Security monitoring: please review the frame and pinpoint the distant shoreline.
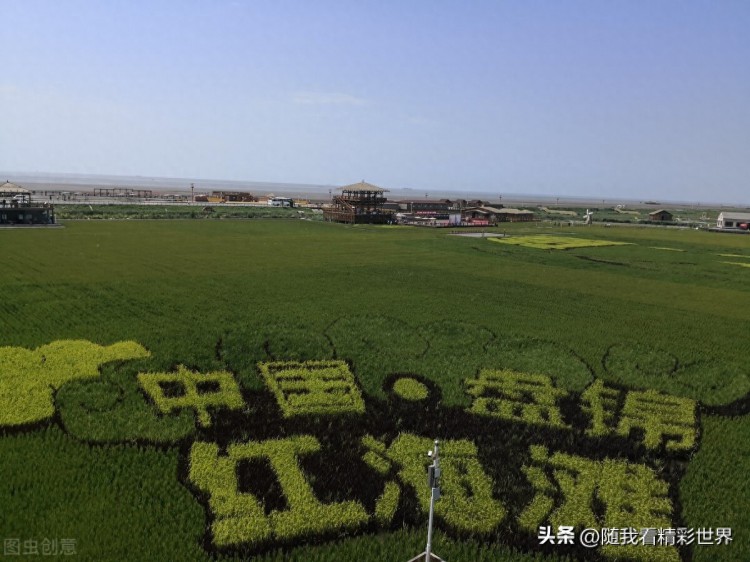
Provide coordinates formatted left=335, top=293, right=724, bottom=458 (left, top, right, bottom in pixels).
left=2, top=171, right=747, bottom=209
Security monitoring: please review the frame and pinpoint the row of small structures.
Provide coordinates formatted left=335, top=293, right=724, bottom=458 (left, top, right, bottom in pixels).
left=4, top=179, right=750, bottom=231
left=318, top=183, right=729, bottom=227
left=320, top=183, right=750, bottom=230
left=322, top=181, right=534, bottom=226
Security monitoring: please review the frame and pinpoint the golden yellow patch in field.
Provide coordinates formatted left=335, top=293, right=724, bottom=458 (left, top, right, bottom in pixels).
left=650, top=247, right=685, bottom=252
left=490, top=235, right=632, bottom=250
left=721, top=261, right=750, bottom=268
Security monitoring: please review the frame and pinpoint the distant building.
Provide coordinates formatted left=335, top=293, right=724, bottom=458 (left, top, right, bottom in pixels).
left=396, top=198, right=451, bottom=214
left=323, top=181, right=392, bottom=224
left=462, top=206, right=500, bottom=225
left=648, top=209, right=673, bottom=222
left=438, top=198, right=482, bottom=211
left=445, top=199, right=467, bottom=210
left=496, top=208, right=535, bottom=222
left=211, top=191, right=257, bottom=202
left=461, top=206, right=534, bottom=225
left=399, top=213, right=461, bottom=227
left=717, top=212, right=750, bottom=230
left=0, top=181, right=55, bottom=225
left=268, top=197, right=294, bottom=207
left=161, top=193, right=190, bottom=202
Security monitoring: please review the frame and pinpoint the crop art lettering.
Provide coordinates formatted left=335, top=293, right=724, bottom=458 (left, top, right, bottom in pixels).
left=1, top=335, right=735, bottom=561
left=139, top=365, right=243, bottom=427
left=520, top=446, right=678, bottom=562
left=189, top=436, right=368, bottom=547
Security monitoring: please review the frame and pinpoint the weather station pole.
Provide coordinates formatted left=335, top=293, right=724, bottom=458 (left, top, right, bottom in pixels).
left=407, top=439, right=445, bottom=562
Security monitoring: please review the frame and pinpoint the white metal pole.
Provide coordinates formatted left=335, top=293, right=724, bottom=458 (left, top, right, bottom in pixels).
left=425, top=487, right=435, bottom=562
left=425, top=440, right=439, bottom=562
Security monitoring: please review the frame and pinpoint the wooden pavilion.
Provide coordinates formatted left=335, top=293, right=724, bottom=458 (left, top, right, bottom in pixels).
left=0, top=181, right=56, bottom=225
left=323, top=181, right=393, bottom=224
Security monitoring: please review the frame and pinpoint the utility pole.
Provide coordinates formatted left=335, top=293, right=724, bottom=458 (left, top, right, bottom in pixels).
left=191, top=183, right=195, bottom=204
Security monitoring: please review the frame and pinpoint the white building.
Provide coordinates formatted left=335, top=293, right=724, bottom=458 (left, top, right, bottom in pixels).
left=716, top=212, right=750, bottom=229
left=268, top=197, right=294, bottom=207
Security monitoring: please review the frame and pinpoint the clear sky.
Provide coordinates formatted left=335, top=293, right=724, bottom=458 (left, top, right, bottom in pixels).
left=2, top=1, right=749, bottom=202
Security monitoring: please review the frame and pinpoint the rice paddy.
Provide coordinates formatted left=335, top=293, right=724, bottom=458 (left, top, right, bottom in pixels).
left=1, top=219, right=749, bottom=561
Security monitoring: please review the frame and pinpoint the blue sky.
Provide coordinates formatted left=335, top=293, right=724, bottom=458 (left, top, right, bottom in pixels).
left=2, top=1, right=749, bottom=201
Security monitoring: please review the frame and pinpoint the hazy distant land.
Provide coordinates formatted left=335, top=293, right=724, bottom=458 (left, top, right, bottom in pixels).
left=2, top=171, right=746, bottom=209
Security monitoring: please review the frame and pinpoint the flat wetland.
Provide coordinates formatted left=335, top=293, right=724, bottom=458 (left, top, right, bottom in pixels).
left=1, top=219, right=748, bottom=561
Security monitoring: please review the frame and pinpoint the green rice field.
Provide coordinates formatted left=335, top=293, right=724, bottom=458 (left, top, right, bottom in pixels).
left=1, top=219, right=749, bottom=561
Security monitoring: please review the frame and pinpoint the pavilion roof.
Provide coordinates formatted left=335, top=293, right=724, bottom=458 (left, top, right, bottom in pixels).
left=340, top=181, right=389, bottom=193
left=0, top=181, right=30, bottom=194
